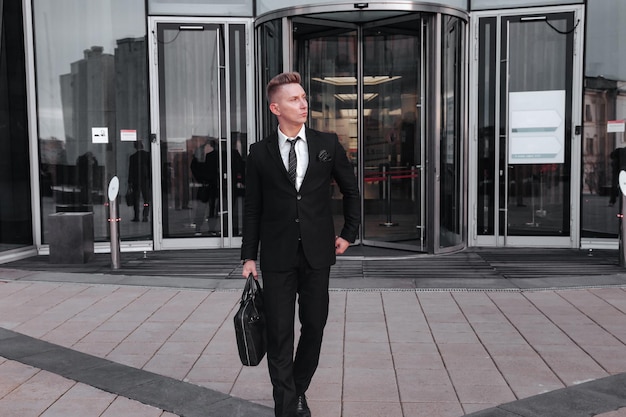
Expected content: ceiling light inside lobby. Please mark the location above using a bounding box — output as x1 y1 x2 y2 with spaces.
312 75 402 86
334 93 378 102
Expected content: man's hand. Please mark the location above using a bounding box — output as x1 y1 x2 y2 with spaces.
335 236 349 255
242 259 258 279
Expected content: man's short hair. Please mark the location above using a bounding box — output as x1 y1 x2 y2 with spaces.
266 72 302 103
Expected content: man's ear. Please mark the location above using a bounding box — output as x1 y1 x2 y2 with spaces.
269 102 280 116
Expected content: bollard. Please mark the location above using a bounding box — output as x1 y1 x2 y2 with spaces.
108 176 121 270
380 164 398 227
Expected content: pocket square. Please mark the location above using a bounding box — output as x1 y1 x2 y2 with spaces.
317 150 332 162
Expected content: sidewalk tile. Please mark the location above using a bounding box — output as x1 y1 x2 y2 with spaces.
39 383 115 417
342 401 403 417
454 384 516 404
403 401 465 417
397 382 458 403
1 280 626 417
343 368 398 402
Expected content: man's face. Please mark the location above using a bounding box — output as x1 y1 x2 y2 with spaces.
269 83 308 128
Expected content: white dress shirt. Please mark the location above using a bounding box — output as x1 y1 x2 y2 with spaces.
278 125 308 191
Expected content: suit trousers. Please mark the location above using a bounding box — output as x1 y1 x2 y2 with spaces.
262 243 330 417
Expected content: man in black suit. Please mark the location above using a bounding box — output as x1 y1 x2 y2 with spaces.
241 72 360 417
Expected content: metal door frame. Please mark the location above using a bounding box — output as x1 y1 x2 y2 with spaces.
148 16 254 250
469 5 584 248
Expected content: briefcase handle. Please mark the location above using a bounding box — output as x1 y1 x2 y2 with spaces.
242 273 262 301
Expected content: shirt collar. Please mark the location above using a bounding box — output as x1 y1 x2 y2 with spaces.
278 125 307 147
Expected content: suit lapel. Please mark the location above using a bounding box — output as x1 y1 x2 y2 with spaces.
265 128 328 189
301 128 324 191
265 132 292 183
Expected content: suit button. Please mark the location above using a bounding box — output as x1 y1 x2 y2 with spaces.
297 194 302 200
295 218 300 223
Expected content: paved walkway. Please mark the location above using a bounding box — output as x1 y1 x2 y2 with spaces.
1 257 626 416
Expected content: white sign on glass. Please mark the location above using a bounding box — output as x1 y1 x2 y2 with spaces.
92 127 109 144
120 129 137 142
508 90 565 165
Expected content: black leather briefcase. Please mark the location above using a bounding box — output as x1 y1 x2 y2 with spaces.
234 274 266 366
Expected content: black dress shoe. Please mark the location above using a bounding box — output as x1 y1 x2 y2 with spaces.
296 394 311 417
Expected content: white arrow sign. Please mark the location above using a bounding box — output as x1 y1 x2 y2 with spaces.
509 90 565 165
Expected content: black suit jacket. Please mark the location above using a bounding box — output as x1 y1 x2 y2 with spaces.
241 127 360 271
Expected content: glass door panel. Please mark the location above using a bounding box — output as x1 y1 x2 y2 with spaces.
439 16 465 250
503 14 573 240
294 20 359 241
362 18 424 249
294 16 425 250
476 17 497 237
154 22 239 247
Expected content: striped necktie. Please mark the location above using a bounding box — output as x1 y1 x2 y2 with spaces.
287 137 300 184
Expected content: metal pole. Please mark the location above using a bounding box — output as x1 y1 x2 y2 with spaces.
380 164 398 227
617 192 626 266
109 198 121 269
618 170 626 267
386 169 393 224
107 176 121 270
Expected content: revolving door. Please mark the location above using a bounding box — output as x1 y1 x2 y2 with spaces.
257 8 467 253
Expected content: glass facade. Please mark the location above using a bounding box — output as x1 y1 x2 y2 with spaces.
2 0 623 258
32 0 149 244
0 1 32 252
581 0 626 241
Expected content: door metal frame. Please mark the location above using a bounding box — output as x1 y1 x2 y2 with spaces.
148 16 254 250
469 5 584 248
431 12 469 255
